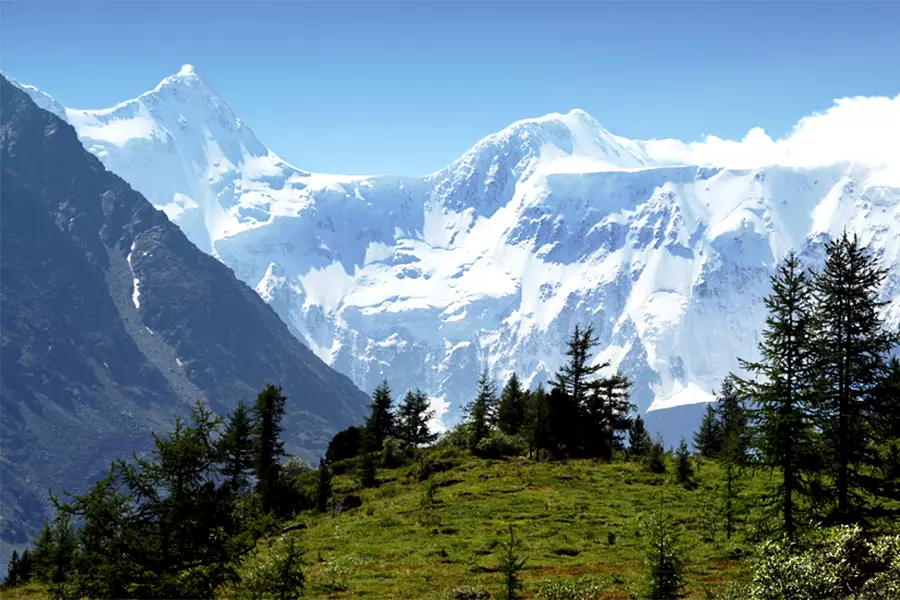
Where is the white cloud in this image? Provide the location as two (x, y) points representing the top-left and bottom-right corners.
(638, 95), (900, 170)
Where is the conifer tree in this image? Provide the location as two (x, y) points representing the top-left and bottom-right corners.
(252, 385), (287, 513)
(326, 426), (364, 463)
(497, 373), (527, 436)
(675, 438), (694, 487)
(316, 457), (333, 513)
(5, 550), (19, 588)
(644, 505), (685, 600)
(30, 523), (55, 583)
(585, 372), (633, 460)
(716, 377), (749, 539)
(467, 370), (497, 451)
(629, 413), (653, 458)
(693, 403), (722, 458)
(735, 250), (818, 541)
(397, 389), (437, 446)
(364, 380), (396, 452)
(814, 232), (896, 524)
(497, 525), (527, 600)
(219, 401), (255, 493)
(17, 551), (32, 585)
(523, 386), (551, 460)
(646, 436), (667, 474)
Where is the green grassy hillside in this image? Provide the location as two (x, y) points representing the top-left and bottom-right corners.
(267, 448), (764, 599)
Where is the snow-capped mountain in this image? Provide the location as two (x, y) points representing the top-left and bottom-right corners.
(14, 66), (900, 430)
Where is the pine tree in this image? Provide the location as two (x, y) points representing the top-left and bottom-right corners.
(17, 551), (32, 585)
(30, 523), (55, 583)
(364, 380), (396, 452)
(693, 403), (722, 458)
(644, 504), (685, 600)
(584, 372), (633, 460)
(646, 436), (667, 474)
(549, 325), (607, 457)
(716, 377), (749, 539)
(814, 231), (896, 524)
(359, 451), (378, 489)
(497, 525), (527, 600)
(252, 385), (287, 513)
(523, 386), (551, 460)
(316, 457), (333, 513)
(397, 389), (437, 446)
(326, 426), (364, 463)
(675, 438), (694, 487)
(5, 550), (19, 588)
(735, 250), (818, 541)
(497, 373), (527, 436)
(467, 370), (497, 452)
(629, 413), (653, 458)
(219, 401), (255, 493)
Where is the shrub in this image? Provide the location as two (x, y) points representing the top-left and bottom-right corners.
(735, 525), (900, 600)
(475, 431), (527, 459)
(234, 532), (305, 599)
(536, 576), (606, 599)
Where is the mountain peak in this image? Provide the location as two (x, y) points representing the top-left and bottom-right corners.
(177, 64), (199, 77)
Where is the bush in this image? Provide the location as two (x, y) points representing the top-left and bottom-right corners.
(474, 431), (527, 459)
(448, 587), (490, 600)
(734, 526), (900, 600)
(234, 532), (305, 599)
(535, 576), (606, 599)
(382, 437), (414, 468)
(646, 441), (667, 474)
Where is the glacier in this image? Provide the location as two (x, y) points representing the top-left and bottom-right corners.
(10, 66), (899, 434)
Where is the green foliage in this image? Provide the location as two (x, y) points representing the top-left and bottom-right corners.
(498, 373), (528, 436)
(365, 380), (397, 452)
(316, 458), (333, 514)
(814, 232), (897, 524)
(474, 430), (527, 459)
(584, 372), (634, 460)
(358, 451), (378, 488)
(234, 532), (305, 600)
(326, 425), (364, 463)
(497, 525), (527, 599)
(735, 250), (819, 541)
(675, 438), (694, 487)
(398, 389), (438, 446)
(535, 576), (607, 599)
(4, 550), (19, 588)
(693, 403), (723, 458)
(735, 526), (900, 600)
(522, 386), (551, 460)
(253, 385), (287, 514)
(468, 369), (498, 451)
(628, 414), (653, 458)
(643, 509), (685, 600)
(219, 401), (255, 494)
(646, 437), (667, 474)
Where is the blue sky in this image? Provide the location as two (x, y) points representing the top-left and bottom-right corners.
(3, 1), (898, 175)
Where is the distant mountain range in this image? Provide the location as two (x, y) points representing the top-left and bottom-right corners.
(10, 67), (899, 441)
(0, 75), (369, 561)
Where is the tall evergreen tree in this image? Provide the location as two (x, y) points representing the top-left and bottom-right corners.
(5, 550), (19, 588)
(814, 231), (896, 524)
(629, 413), (653, 458)
(219, 401), (255, 493)
(675, 439), (694, 487)
(364, 380), (396, 452)
(397, 389), (437, 446)
(584, 372), (633, 460)
(644, 506), (685, 600)
(716, 377), (750, 539)
(326, 426), (364, 463)
(735, 250), (818, 541)
(316, 458), (333, 514)
(523, 386), (551, 460)
(17, 551), (32, 585)
(252, 385), (287, 514)
(497, 373), (527, 436)
(467, 369), (497, 451)
(552, 325), (606, 405)
(693, 403), (723, 458)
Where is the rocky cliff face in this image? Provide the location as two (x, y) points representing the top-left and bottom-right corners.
(0, 75), (369, 558)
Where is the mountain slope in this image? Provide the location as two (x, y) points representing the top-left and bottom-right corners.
(0, 75), (369, 557)
(12, 69), (900, 436)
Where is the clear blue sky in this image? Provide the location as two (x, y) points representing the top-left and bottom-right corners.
(3, 1), (898, 176)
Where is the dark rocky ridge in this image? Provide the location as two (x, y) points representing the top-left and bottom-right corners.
(0, 76), (369, 558)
